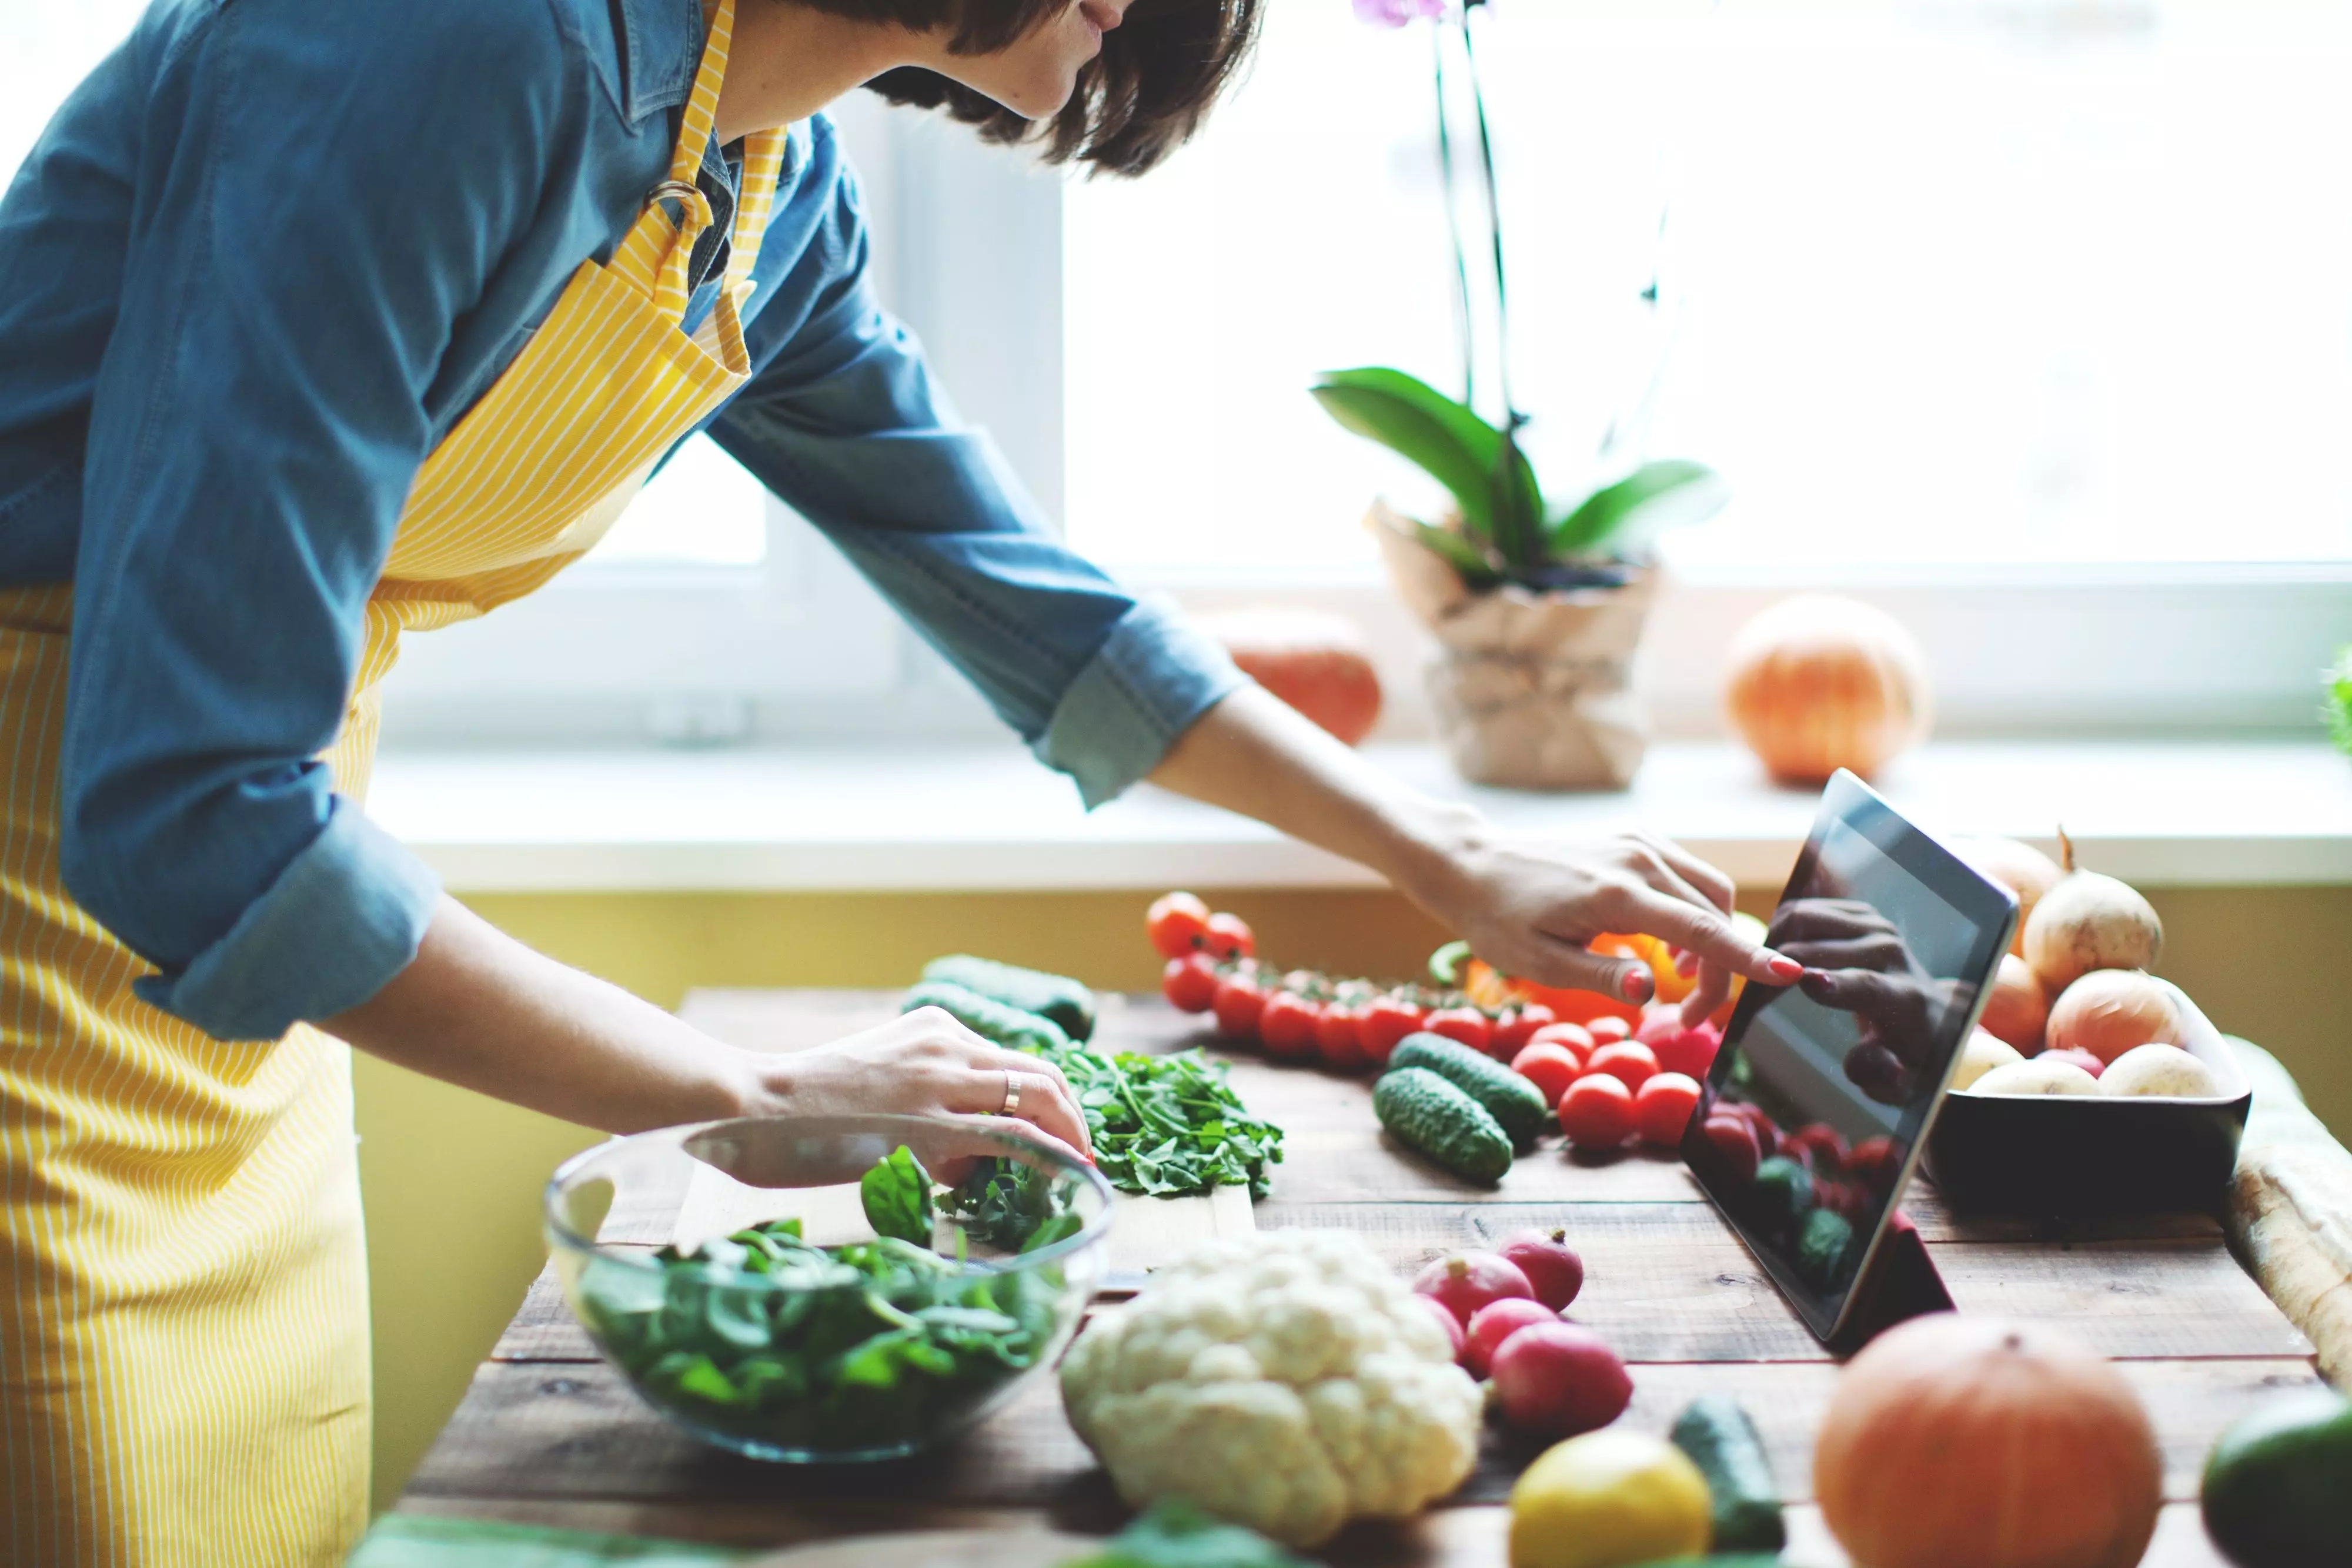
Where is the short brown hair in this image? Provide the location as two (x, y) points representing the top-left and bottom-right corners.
(804, 0), (1262, 178)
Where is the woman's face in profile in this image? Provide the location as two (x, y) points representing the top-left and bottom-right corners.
(925, 0), (1128, 119)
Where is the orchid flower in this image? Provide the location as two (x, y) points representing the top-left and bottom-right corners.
(1353, 0), (1448, 26)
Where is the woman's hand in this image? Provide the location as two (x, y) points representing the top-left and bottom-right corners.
(1418, 827), (1802, 1027)
(751, 1007), (1096, 1165)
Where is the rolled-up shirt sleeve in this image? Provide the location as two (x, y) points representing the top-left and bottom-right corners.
(708, 177), (1244, 808)
(56, 0), (570, 1039)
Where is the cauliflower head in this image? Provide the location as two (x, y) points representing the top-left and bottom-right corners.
(1058, 1228), (1482, 1547)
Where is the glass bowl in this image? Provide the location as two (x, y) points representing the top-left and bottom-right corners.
(544, 1112), (1113, 1463)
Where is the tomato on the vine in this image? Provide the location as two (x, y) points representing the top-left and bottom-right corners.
(1145, 891), (1212, 959)
(1161, 952), (1221, 1013)
(1258, 991), (1322, 1058)
(1422, 1006), (1493, 1057)
(1211, 972), (1267, 1042)
(1316, 1004), (1368, 1071)
(1202, 911), (1255, 960)
(1357, 997), (1424, 1065)
(1489, 1002), (1556, 1061)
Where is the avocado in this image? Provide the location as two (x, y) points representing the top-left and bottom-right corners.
(2202, 1386), (2352, 1567)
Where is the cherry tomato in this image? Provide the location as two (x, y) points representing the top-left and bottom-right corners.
(1202, 911), (1256, 960)
(1489, 1003), (1556, 1061)
(1316, 1004), (1369, 1071)
(1526, 1021), (1595, 1069)
(1211, 972), (1267, 1042)
(1509, 1042), (1583, 1109)
(1651, 1023), (1722, 1082)
(1783, 1123), (1852, 1174)
(1423, 1006), (1493, 1056)
(1257, 991), (1321, 1058)
(1633, 1072), (1703, 1148)
(1161, 952), (1221, 1013)
(1729, 1101), (1782, 1158)
(1584, 1015), (1633, 1044)
(1585, 1039), (1659, 1094)
(1146, 891), (1212, 958)
(1358, 997), (1425, 1065)
(1847, 1135), (1902, 1191)
(1701, 1114), (1762, 1181)
(1558, 1074), (1635, 1149)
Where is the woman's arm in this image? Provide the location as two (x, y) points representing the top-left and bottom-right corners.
(325, 895), (1095, 1154)
(1147, 686), (1800, 1022)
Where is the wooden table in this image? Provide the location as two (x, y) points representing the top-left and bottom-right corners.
(397, 991), (2328, 1566)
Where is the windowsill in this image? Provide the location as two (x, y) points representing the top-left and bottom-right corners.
(367, 738), (2352, 894)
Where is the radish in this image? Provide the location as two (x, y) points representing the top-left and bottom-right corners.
(1490, 1321), (1633, 1438)
(1411, 1251), (1534, 1326)
(1462, 1297), (1558, 1379)
(1496, 1229), (1586, 1312)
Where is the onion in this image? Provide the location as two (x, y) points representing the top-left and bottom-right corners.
(1957, 837), (2064, 958)
(2100, 1044), (2223, 1099)
(1968, 1059), (2102, 1097)
(1723, 596), (1932, 784)
(2022, 835), (2162, 992)
(2046, 970), (2181, 1066)
(1977, 954), (2050, 1054)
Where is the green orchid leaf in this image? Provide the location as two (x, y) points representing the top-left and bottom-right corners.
(859, 1144), (936, 1248)
(1548, 458), (1728, 559)
(1411, 520), (1505, 587)
(1310, 367), (1543, 553)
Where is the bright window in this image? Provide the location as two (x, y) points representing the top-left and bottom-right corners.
(1065, 0), (2352, 575)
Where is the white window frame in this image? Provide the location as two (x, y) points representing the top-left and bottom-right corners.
(379, 86), (2352, 751)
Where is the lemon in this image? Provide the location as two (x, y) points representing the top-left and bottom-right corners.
(1508, 1429), (1713, 1568)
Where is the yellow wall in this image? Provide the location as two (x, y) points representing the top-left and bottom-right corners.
(359, 883), (2352, 1509)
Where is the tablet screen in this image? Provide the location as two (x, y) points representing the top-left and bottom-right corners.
(1682, 770), (2018, 1340)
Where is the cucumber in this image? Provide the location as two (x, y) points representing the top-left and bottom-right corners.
(1388, 1032), (1549, 1148)
(1750, 1155), (1815, 1235)
(901, 979), (1071, 1057)
(1669, 1396), (1786, 1553)
(1373, 1068), (1513, 1183)
(921, 955), (1096, 1042)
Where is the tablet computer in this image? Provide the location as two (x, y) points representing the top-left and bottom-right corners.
(1681, 769), (2019, 1342)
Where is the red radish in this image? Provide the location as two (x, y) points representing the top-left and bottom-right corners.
(1412, 1251), (1535, 1326)
(1509, 1042), (1583, 1109)
(1558, 1074), (1636, 1149)
(1526, 1021), (1595, 1068)
(1651, 1023), (1722, 1081)
(1586, 1040), (1659, 1093)
(1702, 1114), (1761, 1181)
(1490, 1322), (1633, 1439)
(1585, 1016), (1633, 1045)
(1315, 1004), (1368, 1070)
(1423, 1007), (1494, 1057)
(1415, 1292), (1466, 1362)
(1496, 1229), (1586, 1311)
(2039, 1046), (2105, 1079)
(1633, 1072), (1703, 1148)
(1463, 1296), (1559, 1378)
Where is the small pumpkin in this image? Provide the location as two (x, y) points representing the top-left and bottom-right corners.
(1194, 607), (1383, 745)
(1814, 1313), (2161, 1568)
(1724, 595), (1930, 784)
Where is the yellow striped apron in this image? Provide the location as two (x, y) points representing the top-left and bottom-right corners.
(0, 3), (783, 1560)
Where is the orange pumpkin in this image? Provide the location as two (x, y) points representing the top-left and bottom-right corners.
(1194, 607), (1382, 746)
(1814, 1314), (2161, 1568)
(1725, 595), (1931, 784)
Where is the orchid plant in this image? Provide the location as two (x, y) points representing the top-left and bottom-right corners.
(1316, 0), (1724, 592)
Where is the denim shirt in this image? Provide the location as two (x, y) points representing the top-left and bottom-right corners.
(0, 0), (1242, 1042)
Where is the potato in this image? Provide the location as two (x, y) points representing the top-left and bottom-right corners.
(1951, 1028), (2024, 1092)
(2099, 1044), (2223, 1099)
(1966, 1059), (2102, 1097)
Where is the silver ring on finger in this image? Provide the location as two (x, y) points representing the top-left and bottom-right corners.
(999, 1069), (1021, 1116)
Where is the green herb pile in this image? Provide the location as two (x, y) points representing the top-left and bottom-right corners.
(904, 960), (1284, 1202)
(577, 1145), (1082, 1454)
(2328, 646), (2352, 757)
(1058, 1502), (1310, 1568)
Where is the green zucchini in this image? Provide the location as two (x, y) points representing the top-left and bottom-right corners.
(920, 955), (1096, 1042)
(900, 979), (1071, 1057)
(1372, 1068), (1513, 1183)
(1388, 1032), (1549, 1148)
(1669, 1396), (1786, 1553)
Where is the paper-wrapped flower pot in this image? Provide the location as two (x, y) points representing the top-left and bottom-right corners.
(1368, 500), (1653, 790)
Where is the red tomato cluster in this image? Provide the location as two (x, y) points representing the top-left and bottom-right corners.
(1528, 1003), (1723, 1154)
(1152, 892), (1535, 1074)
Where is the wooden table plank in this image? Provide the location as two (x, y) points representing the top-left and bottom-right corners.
(407, 990), (2319, 1568)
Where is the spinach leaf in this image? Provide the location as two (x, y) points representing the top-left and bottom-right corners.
(1059, 1501), (1312, 1568)
(859, 1143), (936, 1246)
